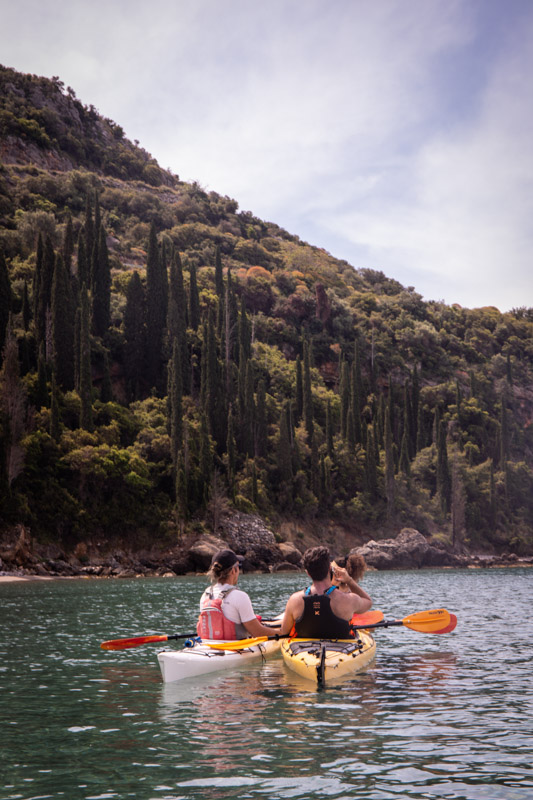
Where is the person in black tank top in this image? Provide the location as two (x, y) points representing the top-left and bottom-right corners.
(294, 585), (353, 638)
(278, 545), (372, 639)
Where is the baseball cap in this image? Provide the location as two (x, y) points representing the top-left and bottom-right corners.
(211, 549), (244, 570)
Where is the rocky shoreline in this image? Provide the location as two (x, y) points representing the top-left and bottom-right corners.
(1, 517), (532, 582)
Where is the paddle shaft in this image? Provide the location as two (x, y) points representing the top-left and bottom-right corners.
(101, 632), (198, 650)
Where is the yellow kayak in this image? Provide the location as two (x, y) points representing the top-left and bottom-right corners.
(281, 630), (376, 685)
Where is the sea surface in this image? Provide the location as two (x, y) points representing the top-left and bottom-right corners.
(1, 567), (532, 800)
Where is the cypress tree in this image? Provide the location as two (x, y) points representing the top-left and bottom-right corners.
(251, 460), (258, 505)
(63, 212), (74, 273)
(353, 342), (364, 442)
(295, 356), (303, 424)
(237, 343), (247, 418)
(35, 236), (55, 352)
(436, 420), (451, 514)
(303, 339), (314, 438)
(243, 359), (255, 457)
(188, 261), (200, 332)
(346, 408), (356, 452)
(168, 339), (183, 468)
(92, 225), (111, 339)
(340, 359), (349, 439)
(238, 297), (251, 363)
(416, 402), (425, 452)
(351, 361), (362, 444)
(84, 195), (94, 277)
(0, 249), (11, 360)
(176, 452), (188, 521)
(385, 401), (395, 517)
(51, 253), (75, 391)
(365, 426), (378, 499)
(0, 319), (27, 489)
(205, 309), (222, 444)
(277, 401), (293, 484)
(411, 365), (419, 449)
(215, 245), (224, 298)
(167, 250), (189, 392)
(145, 222), (167, 391)
(77, 234), (88, 289)
(326, 399), (334, 458)
(21, 280), (31, 331)
(199, 413), (212, 507)
(506, 354), (513, 386)
(124, 271), (146, 401)
(255, 379), (267, 458)
(399, 430), (411, 478)
(79, 283), (93, 432)
(100, 350), (113, 402)
(226, 403), (236, 494)
(403, 382), (413, 459)
(35, 345), (48, 409)
(50, 371), (61, 442)
(310, 431), (319, 498)
(499, 395), (509, 468)
(32, 233), (43, 320)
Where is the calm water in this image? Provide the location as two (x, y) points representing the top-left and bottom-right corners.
(1, 568), (532, 800)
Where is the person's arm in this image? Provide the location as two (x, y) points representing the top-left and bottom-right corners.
(277, 592), (303, 636)
(242, 616), (281, 637)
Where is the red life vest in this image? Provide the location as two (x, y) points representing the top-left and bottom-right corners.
(197, 586), (238, 640)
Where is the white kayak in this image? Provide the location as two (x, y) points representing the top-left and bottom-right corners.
(157, 637), (281, 683)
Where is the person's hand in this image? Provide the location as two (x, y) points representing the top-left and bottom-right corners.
(332, 562), (349, 584)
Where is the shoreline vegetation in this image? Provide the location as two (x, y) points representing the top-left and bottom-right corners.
(1, 65), (532, 562)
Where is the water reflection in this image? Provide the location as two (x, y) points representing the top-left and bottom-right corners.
(2, 569), (533, 800)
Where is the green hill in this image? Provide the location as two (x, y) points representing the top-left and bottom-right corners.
(1, 64), (532, 559)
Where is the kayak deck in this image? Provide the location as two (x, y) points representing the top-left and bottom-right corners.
(157, 637), (281, 683)
(281, 631), (376, 685)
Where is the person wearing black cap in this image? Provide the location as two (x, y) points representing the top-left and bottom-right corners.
(197, 549), (280, 641)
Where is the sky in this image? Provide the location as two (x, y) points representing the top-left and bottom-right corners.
(1, 0), (532, 312)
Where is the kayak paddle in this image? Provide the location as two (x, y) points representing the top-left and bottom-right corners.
(206, 608), (456, 650)
(100, 632), (197, 650)
(353, 608), (455, 634)
(351, 609), (384, 626)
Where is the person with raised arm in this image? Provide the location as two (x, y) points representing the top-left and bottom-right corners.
(279, 545), (372, 638)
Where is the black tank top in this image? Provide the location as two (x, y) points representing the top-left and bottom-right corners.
(294, 586), (353, 638)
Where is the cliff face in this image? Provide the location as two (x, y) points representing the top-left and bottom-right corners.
(1, 65), (533, 562)
(0, 64), (172, 184)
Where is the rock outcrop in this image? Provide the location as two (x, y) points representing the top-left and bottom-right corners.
(357, 528), (464, 570)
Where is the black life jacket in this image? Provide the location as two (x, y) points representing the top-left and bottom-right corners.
(293, 586), (353, 639)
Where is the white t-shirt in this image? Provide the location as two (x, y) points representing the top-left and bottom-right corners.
(199, 583), (256, 624)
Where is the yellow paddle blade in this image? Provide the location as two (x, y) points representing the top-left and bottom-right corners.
(206, 636), (270, 650)
(402, 608), (451, 633)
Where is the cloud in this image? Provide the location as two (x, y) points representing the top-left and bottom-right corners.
(1, 0), (531, 310)
(317, 7), (533, 310)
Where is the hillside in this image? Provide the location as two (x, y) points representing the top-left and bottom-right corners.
(1, 64), (532, 566)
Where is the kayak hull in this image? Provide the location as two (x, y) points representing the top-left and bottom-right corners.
(281, 631), (376, 684)
(157, 637), (281, 683)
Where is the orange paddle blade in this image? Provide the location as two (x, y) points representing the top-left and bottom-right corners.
(402, 609), (451, 633)
(351, 610), (384, 626)
(101, 634), (169, 650)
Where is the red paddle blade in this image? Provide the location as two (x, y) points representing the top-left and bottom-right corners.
(432, 613), (457, 634)
(351, 610), (384, 626)
(100, 634), (169, 650)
